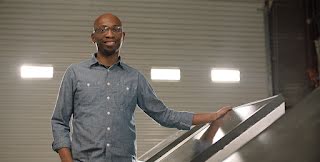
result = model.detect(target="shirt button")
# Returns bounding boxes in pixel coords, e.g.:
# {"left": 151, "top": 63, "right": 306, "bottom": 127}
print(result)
{"left": 107, "top": 143, "right": 110, "bottom": 147}
{"left": 107, "top": 96, "right": 110, "bottom": 100}
{"left": 107, "top": 69, "right": 110, "bottom": 72}
{"left": 107, "top": 82, "right": 110, "bottom": 86}
{"left": 107, "top": 112, "right": 110, "bottom": 115}
{"left": 107, "top": 127, "right": 110, "bottom": 131}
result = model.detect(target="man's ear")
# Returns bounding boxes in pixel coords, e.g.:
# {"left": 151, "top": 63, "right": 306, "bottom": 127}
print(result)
{"left": 91, "top": 33, "right": 96, "bottom": 43}
{"left": 122, "top": 32, "right": 126, "bottom": 41}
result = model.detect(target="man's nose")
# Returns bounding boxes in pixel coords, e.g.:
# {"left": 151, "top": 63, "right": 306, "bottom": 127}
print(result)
{"left": 104, "top": 29, "right": 114, "bottom": 38}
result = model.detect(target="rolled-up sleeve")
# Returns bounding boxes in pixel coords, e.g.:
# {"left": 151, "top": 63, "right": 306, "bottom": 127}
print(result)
{"left": 137, "top": 72, "right": 194, "bottom": 130}
{"left": 51, "top": 65, "right": 75, "bottom": 152}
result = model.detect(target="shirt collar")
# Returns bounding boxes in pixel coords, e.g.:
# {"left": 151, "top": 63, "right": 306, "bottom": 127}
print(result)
{"left": 89, "top": 53, "right": 124, "bottom": 70}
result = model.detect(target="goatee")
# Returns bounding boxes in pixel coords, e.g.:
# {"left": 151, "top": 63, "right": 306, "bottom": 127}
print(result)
{"left": 101, "top": 48, "right": 117, "bottom": 57}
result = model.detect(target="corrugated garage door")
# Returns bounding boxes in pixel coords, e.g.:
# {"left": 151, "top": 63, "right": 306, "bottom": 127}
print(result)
{"left": 0, "top": 0, "right": 268, "bottom": 161}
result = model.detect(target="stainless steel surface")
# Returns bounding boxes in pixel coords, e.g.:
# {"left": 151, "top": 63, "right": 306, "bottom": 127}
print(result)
{"left": 161, "top": 100, "right": 270, "bottom": 162}
{"left": 224, "top": 88, "right": 320, "bottom": 162}
{"left": 141, "top": 95, "right": 284, "bottom": 162}
{"left": 139, "top": 130, "right": 187, "bottom": 161}
{"left": 207, "top": 102, "right": 285, "bottom": 162}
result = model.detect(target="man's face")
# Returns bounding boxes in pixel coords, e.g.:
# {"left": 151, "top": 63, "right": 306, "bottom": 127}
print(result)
{"left": 91, "top": 14, "right": 125, "bottom": 56}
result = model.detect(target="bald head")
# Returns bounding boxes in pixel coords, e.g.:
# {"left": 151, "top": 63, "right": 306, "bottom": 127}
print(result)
{"left": 93, "top": 13, "right": 122, "bottom": 29}
{"left": 91, "top": 13, "right": 125, "bottom": 58}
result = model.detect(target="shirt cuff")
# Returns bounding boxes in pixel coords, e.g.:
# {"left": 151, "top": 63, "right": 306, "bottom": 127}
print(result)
{"left": 52, "top": 139, "right": 71, "bottom": 152}
{"left": 178, "top": 112, "right": 194, "bottom": 130}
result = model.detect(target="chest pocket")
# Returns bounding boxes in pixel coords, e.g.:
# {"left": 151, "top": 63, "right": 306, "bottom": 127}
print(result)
{"left": 75, "top": 81, "right": 102, "bottom": 107}
{"left": 114, "top": 81, "right": 137, "bottom": 111}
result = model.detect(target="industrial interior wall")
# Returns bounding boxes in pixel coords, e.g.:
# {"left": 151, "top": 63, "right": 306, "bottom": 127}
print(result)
{"left": 0, "top": 0, "right": 268, "bottom": 161}
{"left": 269, "top": 0, "right": 318, "bottom": 107}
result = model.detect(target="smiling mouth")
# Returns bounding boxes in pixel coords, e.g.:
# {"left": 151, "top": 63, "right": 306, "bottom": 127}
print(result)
{"left": 104, "top": 41, "right": 116, "bottom": 46}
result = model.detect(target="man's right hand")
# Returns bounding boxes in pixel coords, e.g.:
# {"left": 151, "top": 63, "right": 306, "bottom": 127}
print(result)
{"left": 216, "top": 106, "right": 232, "bottom": 119}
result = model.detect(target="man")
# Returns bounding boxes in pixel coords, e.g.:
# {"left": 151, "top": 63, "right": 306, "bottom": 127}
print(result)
{"left": 51, "top": 13, "right": 231, "bottom": 162}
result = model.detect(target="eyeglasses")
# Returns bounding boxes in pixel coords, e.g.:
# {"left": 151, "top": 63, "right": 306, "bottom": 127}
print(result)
{"left": 94, "top": 26, "right": 122, "bottom": 34}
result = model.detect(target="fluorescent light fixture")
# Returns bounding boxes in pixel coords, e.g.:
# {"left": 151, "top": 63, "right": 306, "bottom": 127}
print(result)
{"left": 20, "top": 65, "right": 53, "bottom": 79}
{"left": 151, "top": 68, "right": 180, "bottom": 81}
{"left": 211, "top": 68, "right": 240, "bottom": 83}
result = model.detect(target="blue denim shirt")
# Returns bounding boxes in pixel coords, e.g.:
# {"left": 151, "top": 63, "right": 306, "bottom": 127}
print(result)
{"left": 51, "top": 54, "right": 194, "bottom": 162}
